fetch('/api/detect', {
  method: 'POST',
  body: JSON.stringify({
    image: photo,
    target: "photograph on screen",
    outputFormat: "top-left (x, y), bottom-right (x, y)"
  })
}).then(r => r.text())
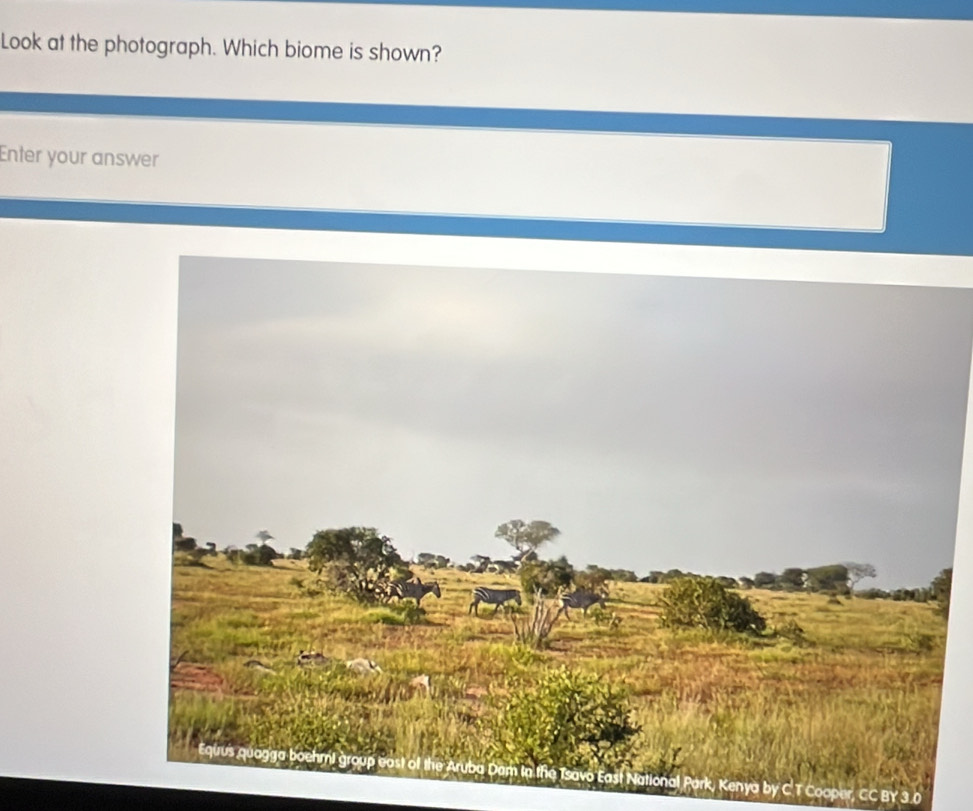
top-left (168, 258), bottom-right (967, 809)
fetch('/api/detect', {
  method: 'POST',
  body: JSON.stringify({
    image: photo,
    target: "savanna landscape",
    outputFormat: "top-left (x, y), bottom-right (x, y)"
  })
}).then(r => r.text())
top-left (168, 550), bottom-right (949, 810)
top-left (170, 261), bottom-right (970, 810)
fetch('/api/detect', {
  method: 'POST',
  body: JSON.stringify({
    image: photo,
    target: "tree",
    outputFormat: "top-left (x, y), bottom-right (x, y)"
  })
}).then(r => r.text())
top-left (843, 562), bottom-right (877, 592)
top-left (520, 555), bottom-right (575, 600)
top-left (305, 527), bottom-right (406, 603)
top-left (495, 519), bottom-right (561, 556)
top-left (255, 529), bottom-right (275, 543)
top-left (172, 522), bottom-right (197, 552)
top-left (932, 568), bottom-right (952, 620)
top-left (574, 564), bottom-right (612, 594)
top-left (777, 568), bottom-right (806, 591)
top-left (241, 543), bottom-right (280, 566)
top-left (804, 564), bottom-right (850, 594)
top-left (753, 571), bottom-right (776, 588)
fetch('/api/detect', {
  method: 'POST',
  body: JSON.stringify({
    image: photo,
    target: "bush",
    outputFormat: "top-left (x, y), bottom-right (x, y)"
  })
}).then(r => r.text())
top-left (574, 565), bottom-right (611, 594)
top-left (804, 564), bottom-right (850, 593)
top-left (520, 556), bottom-right (574, 599)
top-left (511, 590), bottom-right (560, 649)
top-left (245, 543), bottom-right (280, 566)
top-left (589, 605), bottom-right (621, 630)
top-left (932, 568), bottom-right (952, 620)
top-left (305, 527), bottom-right (405, 604)
top-left (224, 543), bottom-right (279, 566)
top-left (241, 695), bottom-right (392, 769)
top-left (659, 576), bottom-right (766, 634)
top-left (488, 665), bottom-right (639, 773)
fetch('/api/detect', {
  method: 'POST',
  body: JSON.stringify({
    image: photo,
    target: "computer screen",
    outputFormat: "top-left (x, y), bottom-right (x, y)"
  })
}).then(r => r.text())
top-left (2, 2), bottom-right (972, 811)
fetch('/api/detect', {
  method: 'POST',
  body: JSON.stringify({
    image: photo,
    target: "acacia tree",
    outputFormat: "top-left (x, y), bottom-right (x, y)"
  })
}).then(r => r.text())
top-left (843, 562), bottom-right (878, 593)
top-left (495, 519), bottom-right (561, 556)
top-left (305, 527), bottom-right (406, 603)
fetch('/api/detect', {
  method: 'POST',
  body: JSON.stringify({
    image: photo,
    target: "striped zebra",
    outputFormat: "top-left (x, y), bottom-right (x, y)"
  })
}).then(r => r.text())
top-left (556, 589), bottom-right (607, 619)
top-left (387, 578), bottom-right (442, 604)
top-left (469, 587), bottom-right (522, 615)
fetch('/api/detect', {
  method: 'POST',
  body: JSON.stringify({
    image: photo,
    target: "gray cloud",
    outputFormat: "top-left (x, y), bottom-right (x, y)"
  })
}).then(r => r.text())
top-left (173, 258), bottom-right (973, 588)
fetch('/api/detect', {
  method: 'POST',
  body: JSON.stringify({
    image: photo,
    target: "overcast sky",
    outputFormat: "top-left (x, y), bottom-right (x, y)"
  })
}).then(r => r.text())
top-left (173, 258), bottom-right (973, 589)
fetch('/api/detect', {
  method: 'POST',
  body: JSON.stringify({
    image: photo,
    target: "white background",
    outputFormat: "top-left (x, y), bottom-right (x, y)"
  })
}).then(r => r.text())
top-left (1, 219), bottom-right (972, 811)
top-left (0, 114), bottom-right (892, 230)
top-left (1, 1), bottom-right (972, 122)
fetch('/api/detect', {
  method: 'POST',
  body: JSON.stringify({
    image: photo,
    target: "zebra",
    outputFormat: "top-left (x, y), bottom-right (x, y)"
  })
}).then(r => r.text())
top-left (469, 587), bottom-right (522, 615)
top-left (556, 589), bottom-right (607, 619)
top-left (387, 578), bottom-right (442, 604)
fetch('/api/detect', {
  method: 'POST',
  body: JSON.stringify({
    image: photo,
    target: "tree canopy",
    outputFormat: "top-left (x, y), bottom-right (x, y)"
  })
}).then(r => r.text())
top-left (495, 519), bottom-right (561, 556)
top-left (843, 562), bottom-right (878, 591)
top-left (932, 567), bottom-right (952, 620)
top-left (305, 527), bottom-right (406, 603)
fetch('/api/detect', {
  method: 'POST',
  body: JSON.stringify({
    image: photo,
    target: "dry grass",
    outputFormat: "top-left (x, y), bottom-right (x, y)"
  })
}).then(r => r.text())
top-left (168, 561), bottom-right (946, 807)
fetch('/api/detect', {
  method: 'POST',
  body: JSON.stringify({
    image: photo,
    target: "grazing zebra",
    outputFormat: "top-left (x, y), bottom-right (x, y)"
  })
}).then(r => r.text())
top-left (556, 589), bottom-right (607, 619)
top-left (469, 587), bottom-right (522, 615)
top-left (387, 578), bottom-right (442, 604)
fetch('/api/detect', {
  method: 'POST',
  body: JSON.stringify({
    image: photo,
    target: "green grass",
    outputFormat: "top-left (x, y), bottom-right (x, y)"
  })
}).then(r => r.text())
top-left (168, 561), bottom-right (946, 808)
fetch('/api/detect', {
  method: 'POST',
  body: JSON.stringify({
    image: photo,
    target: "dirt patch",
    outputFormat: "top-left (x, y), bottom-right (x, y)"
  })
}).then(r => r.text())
top-left (170, 662), bottom-right (229, 695)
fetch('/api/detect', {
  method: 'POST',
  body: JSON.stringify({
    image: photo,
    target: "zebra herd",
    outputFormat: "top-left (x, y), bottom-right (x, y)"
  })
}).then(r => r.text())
top-left (378, 576), bottom-right (607, 619)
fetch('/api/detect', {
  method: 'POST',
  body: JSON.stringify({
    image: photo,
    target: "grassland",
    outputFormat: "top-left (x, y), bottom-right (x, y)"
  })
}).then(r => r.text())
top-left (168, 559), bottom-right (946, 809)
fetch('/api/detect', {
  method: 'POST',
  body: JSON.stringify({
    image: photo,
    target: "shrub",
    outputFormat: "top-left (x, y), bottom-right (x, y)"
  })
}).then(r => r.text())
top-left (241, 695), bottom-right (392, 769)
top-left (932, 568), bottom-right (952, 620)
top-left (574, 565), bottom-right (611, 594)
top-left (659, 576), bottom-right (766, 634)
top-left (511, 590), bottom-right (560, 649)
top-left (305, 527), bottom-right (405, 604)
top-left (589, 605), bottom-right (621, 630)
top-left (224, 543), bottom-right (279, 566)
top-left (173, 536), bottom-right (198, 552)
top-left (488, 665), bottom-right (639, 773)
top-left (243, 543), bottom-right (280, 566)
top-left (520, 556), bottom-right (574, 599)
